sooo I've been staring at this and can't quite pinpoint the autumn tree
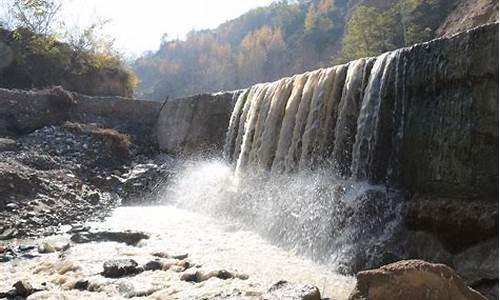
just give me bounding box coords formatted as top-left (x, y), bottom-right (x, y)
top-left (238, 26), bottom-right (286, 86)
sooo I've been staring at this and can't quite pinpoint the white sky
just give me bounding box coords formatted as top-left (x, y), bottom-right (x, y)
top-left (61, 0), bottom-right (275, 56)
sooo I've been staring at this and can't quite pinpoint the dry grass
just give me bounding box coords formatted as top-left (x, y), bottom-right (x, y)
top-left (63, 121), bottom-right (130, 159)
top-left (42, 86), bottom-right (77, 110)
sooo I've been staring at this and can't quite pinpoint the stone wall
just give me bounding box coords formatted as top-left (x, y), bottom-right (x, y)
top-left (0, 88), bottom-right (162, 145)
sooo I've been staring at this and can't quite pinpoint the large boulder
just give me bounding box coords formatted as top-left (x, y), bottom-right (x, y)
top-left (348, 260), bottom-right (487, 300)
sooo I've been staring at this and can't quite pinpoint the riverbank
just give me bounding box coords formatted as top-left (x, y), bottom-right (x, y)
top-left (0, 122), bottom-right (171, 241)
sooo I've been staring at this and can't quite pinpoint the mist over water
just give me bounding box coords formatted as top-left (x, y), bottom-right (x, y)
top-left (163, 158), bottom-right (404, 273)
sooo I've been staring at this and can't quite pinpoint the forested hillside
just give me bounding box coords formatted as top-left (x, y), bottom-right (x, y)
top-left (133, 0), bottom-right (496, 100)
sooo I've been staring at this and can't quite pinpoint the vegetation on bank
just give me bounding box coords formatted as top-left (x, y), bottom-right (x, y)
top-left (0, 0), bottom-right (137, 97)
top-left (134, 0), bottom-right (458, 100)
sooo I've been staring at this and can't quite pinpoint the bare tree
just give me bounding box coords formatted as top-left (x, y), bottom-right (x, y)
top-left (4, 0), bottom-right (62, 35)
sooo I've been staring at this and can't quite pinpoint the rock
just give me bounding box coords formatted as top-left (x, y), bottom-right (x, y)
top-left (102, 259), bottom-right (142, 278)
top-left (151, 251), bottom-right (188, 260)
top-left (69, 224), bottom-right (90, 233)
top-left (13, 280), bottom-right (34, 297)
top-left (71, 231), bottom-right (149, 246)
top-left (180, 269), bottom-right (241, 283)
top-left (5, 202), bottom-right (18, 210)
top-left (143, 260), bottom-right (163, 271)
top-left (404, 197), bottom-right (498, 251)
top-left (86, 192), bottom-right (100, 205)
top-left (38, 241), bottom-right (56, 253)
top-left (453, 238), bottom-right (499, 297)
top-left (179, 269), bottom-right (198, 282)
top-left (0, 138), bottom-right (16, 152)
top-left (0, 255), bottom-right (14, 262)
top-left (262, 280), bottom-right (321, 300)
top-left (152, 251), bottom-right (168, 258)
top-left (401, 230), bottom-right (454, 265)
top-left (171, 253), bottom-right (189, 260)
top-left (436, 0), bottom-right (499, 37)
top-left (73, 279), bottom-right (89, 291)
top-left (55, 243), bottom-right (70, 252)
top-left (0, 228), bottom-right (17, 240)
top-left (348, 260), bottom-right (487, 300)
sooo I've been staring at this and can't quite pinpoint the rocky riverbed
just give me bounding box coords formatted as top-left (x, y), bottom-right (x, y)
top-left (0, 206), bottom-right (357, 299)
top-left (0, 122), bottom-right (172, 240)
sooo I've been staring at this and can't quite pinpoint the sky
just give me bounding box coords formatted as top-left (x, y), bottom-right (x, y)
top-left (61, 0), bottom-right (275, 56)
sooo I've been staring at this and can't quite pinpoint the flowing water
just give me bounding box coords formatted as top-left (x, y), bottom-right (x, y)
top-left (0, 205), bottom-right (354, 299)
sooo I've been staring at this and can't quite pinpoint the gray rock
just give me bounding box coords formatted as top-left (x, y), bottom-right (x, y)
top-left (73, 279), bottom-right (89, 291)
top-left (13, 280), bottom-right (34, 297)
top-left (71, 231), bottom-right (149, 246)
top-left (171, 253), bottom-right (189, 260)
top-left (0, 138), bottom-right (16, 152)
top-left (404, 197), bottom-right (498, 251)
top-left (453, 238), bottom-right (499, 286)
top-left (143, 260), bottom-right (163, 271)
top-left (5, 202), bottom-right (18, 210)
top-left (102, 259), bottom-right (142, 278)
top-left (180, 269), bottom-right (238, 283)
top-left (37, 241), bottom-right (56, 253)
top-left (262, 280), bottom-right (321, 300)
top-left (0, 228), bottom-right (17, 240)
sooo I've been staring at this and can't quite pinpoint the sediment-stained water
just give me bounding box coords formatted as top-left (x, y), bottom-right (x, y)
top-left (0, 205), bottom-right (354, 299)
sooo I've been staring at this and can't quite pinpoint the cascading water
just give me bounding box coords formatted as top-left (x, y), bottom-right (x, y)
top-left (169, 48), bottom-right (408, 273)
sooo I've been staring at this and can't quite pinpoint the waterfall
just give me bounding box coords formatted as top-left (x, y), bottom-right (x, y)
top-left (169, 48), bottom-right (410, 272)
top-left (226, 49), bottom-right (403, 184)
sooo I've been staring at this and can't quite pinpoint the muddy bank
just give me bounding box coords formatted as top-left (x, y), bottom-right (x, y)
top-left (0, 122), bottom-right (171, 241)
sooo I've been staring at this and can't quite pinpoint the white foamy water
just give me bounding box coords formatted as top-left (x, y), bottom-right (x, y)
top-left (0, 205), bottom-right (355, 299)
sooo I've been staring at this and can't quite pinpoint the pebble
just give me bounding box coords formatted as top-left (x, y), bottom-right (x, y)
top-left (5, 203), bottom-right (18, 210)
top-left (13, 280), bottom-right (34, 297)
top-left (0, 228), bottom-right (18, 240)
top-left (38, 241), bottom-right (56, 254)
top-left (102, 259), bottom-right (143, 278)
top-left (73, 279), bottom-right (89, 291)
top-left (143, 260), bottom-right (163, 271)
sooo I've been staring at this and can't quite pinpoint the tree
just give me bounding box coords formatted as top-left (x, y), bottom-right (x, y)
top-left (340, 5), bottom-right (400, 62)
top-left (398, 0), bottom-right (454, 46)
top-left (4, 0), bottom-right (62, 35)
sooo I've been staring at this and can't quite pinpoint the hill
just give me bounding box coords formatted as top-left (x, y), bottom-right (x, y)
top-left (133, 0), bottom-right (497, 100)
top-left (0, 28), bottom-right (136, 97)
